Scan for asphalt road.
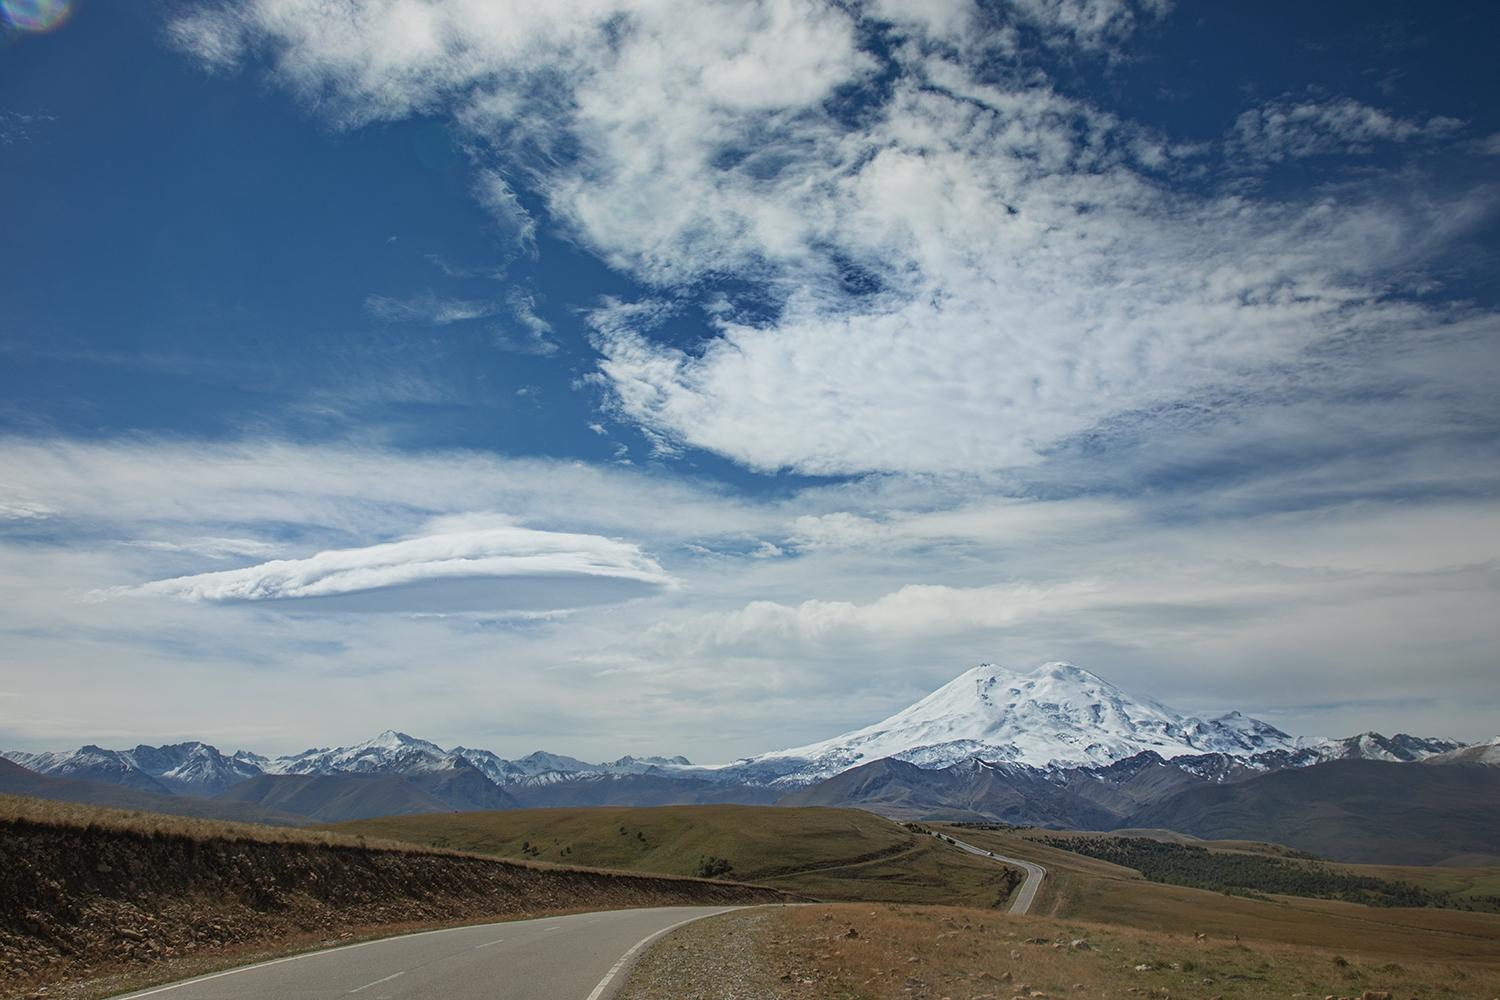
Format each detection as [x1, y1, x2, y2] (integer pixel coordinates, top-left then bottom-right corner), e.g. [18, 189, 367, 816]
[942, 834, 1047, 914]
[110, 906, 740, 1000]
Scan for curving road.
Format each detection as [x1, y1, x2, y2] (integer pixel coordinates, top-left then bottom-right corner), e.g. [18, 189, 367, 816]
[940, 834, 1047, 914]
[110, 906, 739, 1000]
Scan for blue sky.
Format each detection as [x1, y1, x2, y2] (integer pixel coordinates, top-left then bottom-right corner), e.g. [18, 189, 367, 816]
[2, 0, 1497, 758]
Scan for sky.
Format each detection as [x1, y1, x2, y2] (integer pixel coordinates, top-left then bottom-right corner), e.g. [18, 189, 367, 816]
[1, 0, 1498, 761]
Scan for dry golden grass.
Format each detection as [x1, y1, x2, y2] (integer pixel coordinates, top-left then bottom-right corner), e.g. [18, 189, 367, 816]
[932, 824, 1500, 966]
[0, 793, 409, 851]
[678, 902, 1500, 1000]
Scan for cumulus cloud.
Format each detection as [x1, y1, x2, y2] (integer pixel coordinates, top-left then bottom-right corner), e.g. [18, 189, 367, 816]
[1232, 96, 1464, 163]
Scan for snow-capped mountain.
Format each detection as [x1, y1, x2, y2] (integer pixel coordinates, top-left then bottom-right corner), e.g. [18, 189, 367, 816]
[728, 662, 1302, 786]
[1305, 731, 1464, 764]
[4, 741, 261, 796]
[2, 730, 699, 799]
[1422, 735, 1500, 767]
[264, 731, 453, 776]
[3, 661, 1471, 809]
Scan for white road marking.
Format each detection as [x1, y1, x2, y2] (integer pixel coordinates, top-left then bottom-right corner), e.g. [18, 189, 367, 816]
[108, 908, 738, 1000]
[583, 910, 729, 1000]
[109, 939, 385, 998]
[474, 938, 506, 949]
[109, 918, 539, 998]
[349, 971, 404, 993]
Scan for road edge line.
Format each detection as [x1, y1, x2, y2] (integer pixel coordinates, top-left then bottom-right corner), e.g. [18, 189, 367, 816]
[584, 907, 740, 1000]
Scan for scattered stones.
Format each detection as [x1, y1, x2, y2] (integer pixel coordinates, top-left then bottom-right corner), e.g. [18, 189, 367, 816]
[1069, 939, 1090, 950]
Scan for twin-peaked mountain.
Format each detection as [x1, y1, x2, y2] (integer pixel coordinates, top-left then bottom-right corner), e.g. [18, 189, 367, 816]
[5, 661, 1493, 860]
[727, 662, 1322, 786]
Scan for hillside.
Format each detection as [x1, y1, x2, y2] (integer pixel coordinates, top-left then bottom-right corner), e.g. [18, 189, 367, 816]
[214, 771, 511, 822]
[779, 755, 1134, 827]
[0, 794, 788, 1000]
[927, 823, 1500, 964]
[1126, 758, 1500, 864]
[327, 804, 1024, 907]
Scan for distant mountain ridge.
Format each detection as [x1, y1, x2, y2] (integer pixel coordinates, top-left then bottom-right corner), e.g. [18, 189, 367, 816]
[2, 661, 1475, 836]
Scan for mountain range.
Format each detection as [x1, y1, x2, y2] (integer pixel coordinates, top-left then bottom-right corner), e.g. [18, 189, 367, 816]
[5, 661, 1495, 862]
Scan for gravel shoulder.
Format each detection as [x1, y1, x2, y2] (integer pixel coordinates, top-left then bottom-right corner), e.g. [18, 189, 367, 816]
[617, 906, 844, 1000]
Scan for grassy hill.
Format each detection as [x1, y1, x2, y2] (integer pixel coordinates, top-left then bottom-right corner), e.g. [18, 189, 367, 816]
[0, 794, 787, 1000]
[930, 823, 1500, 964]
[326, 804, 1024, 906]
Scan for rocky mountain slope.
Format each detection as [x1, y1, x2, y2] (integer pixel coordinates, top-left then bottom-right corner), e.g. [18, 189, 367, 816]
[1123, 759, 1500, 865]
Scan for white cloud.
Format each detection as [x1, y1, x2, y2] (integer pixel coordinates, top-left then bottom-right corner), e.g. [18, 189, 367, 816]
[1008, 0, 1171, 52]
[1232, 96, 1464, 163]
[19, 2, 1490, 754]
[169, 1, 1485, 476]
[0, 496, 52, 520]
[476, 169, 538, 256]
[365, 292, 500, 325]
[112, 518, 674, 609]
[0, 109, 58, 146]
[1, 437, 1498, 753]
[497, 288, 557, 355]
[121, 537, 284, 560]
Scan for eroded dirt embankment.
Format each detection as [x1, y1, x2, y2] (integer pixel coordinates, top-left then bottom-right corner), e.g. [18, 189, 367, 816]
[0, 814, 787, 999]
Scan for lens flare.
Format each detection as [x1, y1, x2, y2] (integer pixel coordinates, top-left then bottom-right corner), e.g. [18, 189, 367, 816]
[1, 0, 72, 33]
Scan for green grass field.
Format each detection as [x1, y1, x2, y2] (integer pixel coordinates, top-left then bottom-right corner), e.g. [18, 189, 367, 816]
[326, 804, 1022, 906]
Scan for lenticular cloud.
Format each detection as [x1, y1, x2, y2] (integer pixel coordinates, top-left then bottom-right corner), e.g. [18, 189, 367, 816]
[112, 522, 676, 611]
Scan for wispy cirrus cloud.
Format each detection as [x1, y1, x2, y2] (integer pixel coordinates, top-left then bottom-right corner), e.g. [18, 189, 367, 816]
[365, 292, 501, 325]
[0, 109, 57, 145]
